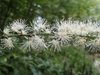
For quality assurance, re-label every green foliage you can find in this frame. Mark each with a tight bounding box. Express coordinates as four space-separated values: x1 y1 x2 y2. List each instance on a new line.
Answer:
0 46 99 75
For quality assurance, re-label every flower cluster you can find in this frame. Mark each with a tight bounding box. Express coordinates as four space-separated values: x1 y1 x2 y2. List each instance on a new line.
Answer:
1 19 100 52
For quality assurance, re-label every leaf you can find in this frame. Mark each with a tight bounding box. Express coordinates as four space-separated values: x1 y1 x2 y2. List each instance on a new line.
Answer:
29 65 38 75
13 69 20 75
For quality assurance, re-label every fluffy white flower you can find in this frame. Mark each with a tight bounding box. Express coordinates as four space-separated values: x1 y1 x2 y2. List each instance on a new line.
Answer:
1 38 14 49
55 31 71 46
33 19 47 31
51 20 71 46
49 40 61 52
87 38 100 52
76 23 88 35
56 20 67 32
10 20 27 34
87 21 99 33
77 38 86 45
21 39 34 52
3 27 10 35
74 37 86 50
33 36 47 51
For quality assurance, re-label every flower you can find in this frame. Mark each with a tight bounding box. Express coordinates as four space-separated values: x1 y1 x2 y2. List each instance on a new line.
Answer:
56 20 67 32
2 18 100 52
55 31 71 46
32 19 47 32
1 38 14 49
74 37 86 50
33 36 47 51
87 38 100 52
51 20 71 46
10 19 27 34
21 36 47 51
21 39 34 52
49 40 61 52
3 26 10 35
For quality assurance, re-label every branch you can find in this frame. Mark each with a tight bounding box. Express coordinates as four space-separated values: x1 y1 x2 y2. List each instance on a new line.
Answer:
0 32 97 39
1 0 12 31
0 33 52 38
25 0 34 23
